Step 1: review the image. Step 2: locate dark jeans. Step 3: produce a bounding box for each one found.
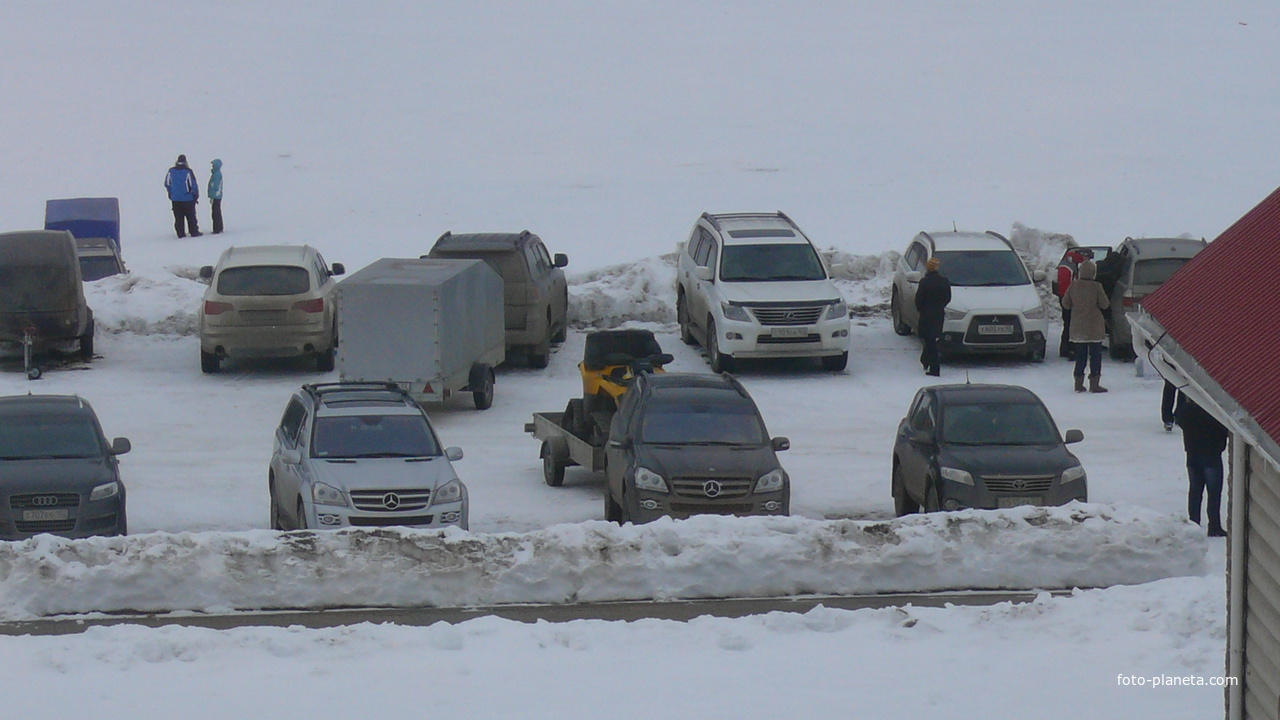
[211,199,223,234]
[1162,381,1177,426]
[171,200,199,237]
[1059,307,1073,358]
[1187,451,1224,527]
[1073,341,1101,377]
[919,326,941,374]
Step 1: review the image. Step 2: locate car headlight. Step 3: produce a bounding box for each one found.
[824,300,848,321]
[940,467,974,485]
[431,478,464,505]
[633,467,669,493]
[312,481,347,507]
[944,308,966,321]
[755,468,787,493]
[1023,304,1047,320]
[1061,465,1086,484]
[721,301,752,323]
[89,481,119,501]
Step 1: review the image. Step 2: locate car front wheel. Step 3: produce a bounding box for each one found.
[707,319,734,373]
[892,464,919,517]
[891,289,912,336]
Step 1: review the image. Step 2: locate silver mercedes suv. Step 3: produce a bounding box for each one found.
[268,382,469,531]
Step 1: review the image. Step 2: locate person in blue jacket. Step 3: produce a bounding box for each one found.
[208,158,224,234]
[164,154,201,238]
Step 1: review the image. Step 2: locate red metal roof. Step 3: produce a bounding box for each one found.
[1143,185,1280,446]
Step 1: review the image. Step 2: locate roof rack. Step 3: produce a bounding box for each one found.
[302,382,406,402]
[701,211,801,232]
[985,230,1014,251]
[917,231,936,253]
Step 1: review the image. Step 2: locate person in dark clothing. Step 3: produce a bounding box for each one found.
[914,255,951,377]
[164,154,201,238]
[1054,247,1091,359]
[1161,380,1177,431]
[1175,391,1228,537]
[208,158,224,234]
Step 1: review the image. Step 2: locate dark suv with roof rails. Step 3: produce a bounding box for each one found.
[891,383,1086,515]
[603,372,791,523]
[0,394,130,540]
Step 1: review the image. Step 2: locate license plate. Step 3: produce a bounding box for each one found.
[978,324,1014,335]
[22,509,69,522]
[771,326,810,338]
[996,496,1041,508]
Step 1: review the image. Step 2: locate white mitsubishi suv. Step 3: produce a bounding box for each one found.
[676,212,851,372]
[890,230,1048,361]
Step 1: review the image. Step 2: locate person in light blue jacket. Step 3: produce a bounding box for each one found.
[208,158,224,234]
[164,154,201,238]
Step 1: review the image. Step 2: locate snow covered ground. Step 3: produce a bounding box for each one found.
[4,1,1275,716]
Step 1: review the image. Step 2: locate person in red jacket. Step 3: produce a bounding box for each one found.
[1054,248,1091,359]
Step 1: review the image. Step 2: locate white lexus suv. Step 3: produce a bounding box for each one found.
[890,230,1048,361]
[676,212,851,372]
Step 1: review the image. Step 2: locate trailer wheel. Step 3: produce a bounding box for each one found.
[27,365,42,381]
[79,320,95,360]
[470,364,495,410]
[541,441,566,487]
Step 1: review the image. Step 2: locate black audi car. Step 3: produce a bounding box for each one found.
[0,395,130,540]
[603,372,790,524]
[891,384,1086,515]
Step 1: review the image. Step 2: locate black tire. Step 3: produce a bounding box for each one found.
[473,367,495,410]
[604,485,623,523]
[1027,338,1046,363]
[552,295,568,343]
[677,292,696,345]
[707,318,734,373]
[892,464,918,517]
[564,398,587,439]
[27,366,42,381]
[529,342,550,369]
[1108,331,1125,360]
[201,350,221,374]
[924,482,941,513]
[269,478,284,530]
[296,499,308,530]
[316,348,335,372]
[891,290,912,336]
[79,322,95,359]
[821,352,849,372]
[542,441,566,487]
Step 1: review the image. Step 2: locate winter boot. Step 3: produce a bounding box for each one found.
[1074,376,1086,393]
[1089,375,1108,393]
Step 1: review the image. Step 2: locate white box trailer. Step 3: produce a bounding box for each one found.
[337,258,505,409]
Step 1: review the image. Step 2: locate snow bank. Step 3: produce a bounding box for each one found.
[568,254,679,328]
[83,266,206,337]
[0,505,1204,619]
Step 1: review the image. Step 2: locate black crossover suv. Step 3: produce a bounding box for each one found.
[891,384,1086,515]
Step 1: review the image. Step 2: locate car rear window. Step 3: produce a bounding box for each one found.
[217,266,311,296]
[312,414,441,459]
[940,401,1059,446]
[1132,258,1189,286]
[931,250,1030,287]
[720,243,826,282]
[0,415,103,459]
[79,256,123,282]
[640,401,767,445]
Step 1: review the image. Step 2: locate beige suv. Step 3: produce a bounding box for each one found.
[198,245,345,373]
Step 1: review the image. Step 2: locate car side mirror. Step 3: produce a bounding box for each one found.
[281,449,303,465]
[771,436,791,452]
[912,428,932,444]
[609,437,632,449]
[199,265,214,280]
[694,266,713,282]
[1064,429,1084,444]
[553,253,569,268]
[110,437,131,455]
[906,271,923,283]
[1032,270,1047,283]
[445,446,464,462]
[331,263,345,276]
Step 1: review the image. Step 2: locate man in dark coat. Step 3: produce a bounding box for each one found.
[1175,391,1229,537]
[164,154,202,238]
[915,255,951,377]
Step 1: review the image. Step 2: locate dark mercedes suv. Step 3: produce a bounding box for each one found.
[0,395,131,540]
[603,372,790,523]
[891,384,1086,515]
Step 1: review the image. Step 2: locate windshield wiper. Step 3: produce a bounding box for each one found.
[348,451,426,458]
[7,454,96,460]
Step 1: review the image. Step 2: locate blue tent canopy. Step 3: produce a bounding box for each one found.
[44,197,121,250]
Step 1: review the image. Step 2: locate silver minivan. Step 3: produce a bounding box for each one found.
[1100,237,1207,358]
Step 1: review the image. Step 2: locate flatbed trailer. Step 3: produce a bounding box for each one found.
[525,409,605,487]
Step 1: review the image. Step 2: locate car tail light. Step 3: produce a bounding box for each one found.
[292,298,324,313]
[1122,294,1144,308]
[204,301,233,315]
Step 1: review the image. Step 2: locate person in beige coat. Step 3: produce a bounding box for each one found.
[1060,259,1110,393]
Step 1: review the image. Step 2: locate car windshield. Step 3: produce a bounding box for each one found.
[79,256,123,281]
[640,401,767,445]
[312,414,441,459]
[940,401,1059,446]
[217,266,311,296]
[0,415,103,459]
[436,250,526,282]
[932,250,1030,287]
[720,244,826,282]
[0,263,79,311]
[1132,258,1190,286]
